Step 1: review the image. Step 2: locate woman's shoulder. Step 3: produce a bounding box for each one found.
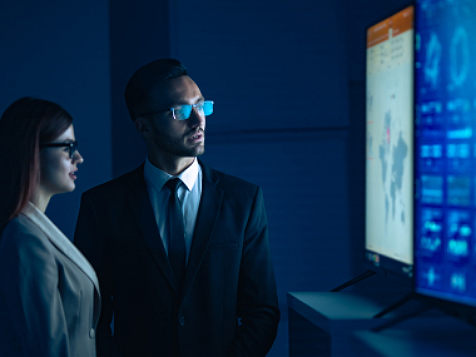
[0,214,49,251]
[3,214,43,236]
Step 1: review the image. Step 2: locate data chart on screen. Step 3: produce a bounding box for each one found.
[366,6,414,267]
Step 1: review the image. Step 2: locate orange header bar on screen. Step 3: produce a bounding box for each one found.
[367,6,414,48]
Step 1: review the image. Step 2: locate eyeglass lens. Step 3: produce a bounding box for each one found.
[173,101,214,120]
[68,141,79,158]
[40,141,79,159]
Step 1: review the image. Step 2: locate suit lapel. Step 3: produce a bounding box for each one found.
[126,166,178,293]
[182,163,224,296]
[21,202,101,297]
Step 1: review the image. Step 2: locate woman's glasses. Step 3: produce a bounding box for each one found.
[40,141,79,159]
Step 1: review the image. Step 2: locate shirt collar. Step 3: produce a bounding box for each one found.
[144,157,199,192]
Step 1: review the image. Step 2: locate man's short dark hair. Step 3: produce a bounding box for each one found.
[124,58,188,120]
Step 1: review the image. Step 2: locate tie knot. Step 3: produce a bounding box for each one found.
[165,178,182,193]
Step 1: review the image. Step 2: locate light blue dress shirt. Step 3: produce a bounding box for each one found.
[143,157,202,263]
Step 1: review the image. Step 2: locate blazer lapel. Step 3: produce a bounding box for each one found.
[182,162,224,296]
[21,202,101,297]
[126,166,178,293]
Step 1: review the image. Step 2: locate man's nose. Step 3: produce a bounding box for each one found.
[188,107,206,127]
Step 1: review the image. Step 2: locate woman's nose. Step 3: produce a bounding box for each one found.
[73,150,84,164]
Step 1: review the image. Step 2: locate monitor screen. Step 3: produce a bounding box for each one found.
[365,5,414,276]
[415,0,476,307]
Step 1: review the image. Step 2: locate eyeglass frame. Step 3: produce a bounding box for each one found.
[40,141,79,159]
[137,100,214,121]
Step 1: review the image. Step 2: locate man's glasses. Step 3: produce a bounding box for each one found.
[40,141,79,159]
[140,100,214,121]
[170,100,214,120]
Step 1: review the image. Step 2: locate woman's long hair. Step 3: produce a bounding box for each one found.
[0,97,73,228]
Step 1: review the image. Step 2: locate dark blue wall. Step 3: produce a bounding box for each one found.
[0,0,112,238]
[109,0,171,177]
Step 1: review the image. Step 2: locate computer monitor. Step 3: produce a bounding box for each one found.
[365,5,414,277]
[415,0,476,307]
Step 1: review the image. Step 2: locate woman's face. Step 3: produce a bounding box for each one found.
[39,124,84,195]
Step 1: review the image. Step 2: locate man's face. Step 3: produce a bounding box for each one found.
[138,75,206,159]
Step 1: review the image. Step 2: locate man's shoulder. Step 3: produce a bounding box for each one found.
[82,166,142,200]
[204,164,259,197]
[209,167,256,187]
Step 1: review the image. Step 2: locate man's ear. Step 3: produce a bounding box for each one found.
[134,117,148,134]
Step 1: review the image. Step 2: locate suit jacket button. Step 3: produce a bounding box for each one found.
[89,328,95,339]
[178,315,185,327]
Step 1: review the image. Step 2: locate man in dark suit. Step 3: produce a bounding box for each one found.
[74,58,279,357]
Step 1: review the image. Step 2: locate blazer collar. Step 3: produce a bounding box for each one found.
[21,202,100,295]
[182,160,224,297]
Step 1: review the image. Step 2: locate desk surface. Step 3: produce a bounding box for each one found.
[287,291,400,331]
[353,315,476,356]
[288,291,476,356]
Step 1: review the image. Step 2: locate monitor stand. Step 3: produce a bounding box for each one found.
[330,270,416,327]
[372,294,476,332]
[373,293,414,318]
[330,269,376,292]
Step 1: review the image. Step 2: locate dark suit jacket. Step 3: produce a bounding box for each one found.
[74,162,279,357]
[0,202,101,357]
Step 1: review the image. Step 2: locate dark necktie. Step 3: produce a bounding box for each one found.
[165,178,186,288]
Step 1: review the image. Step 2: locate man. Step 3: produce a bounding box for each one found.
[74,59,279,357]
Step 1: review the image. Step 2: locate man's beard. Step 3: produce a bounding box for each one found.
[158,139,205,158]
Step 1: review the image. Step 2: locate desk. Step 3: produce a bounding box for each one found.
[352,316,476,356]
[288,291,476,356]
[287,291,396,356]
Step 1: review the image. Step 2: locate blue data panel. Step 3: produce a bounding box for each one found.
[415,0,476,306]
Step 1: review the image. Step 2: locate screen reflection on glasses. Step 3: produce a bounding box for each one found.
[139,100,214,121]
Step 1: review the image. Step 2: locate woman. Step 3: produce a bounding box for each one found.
[0,97,100,357]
